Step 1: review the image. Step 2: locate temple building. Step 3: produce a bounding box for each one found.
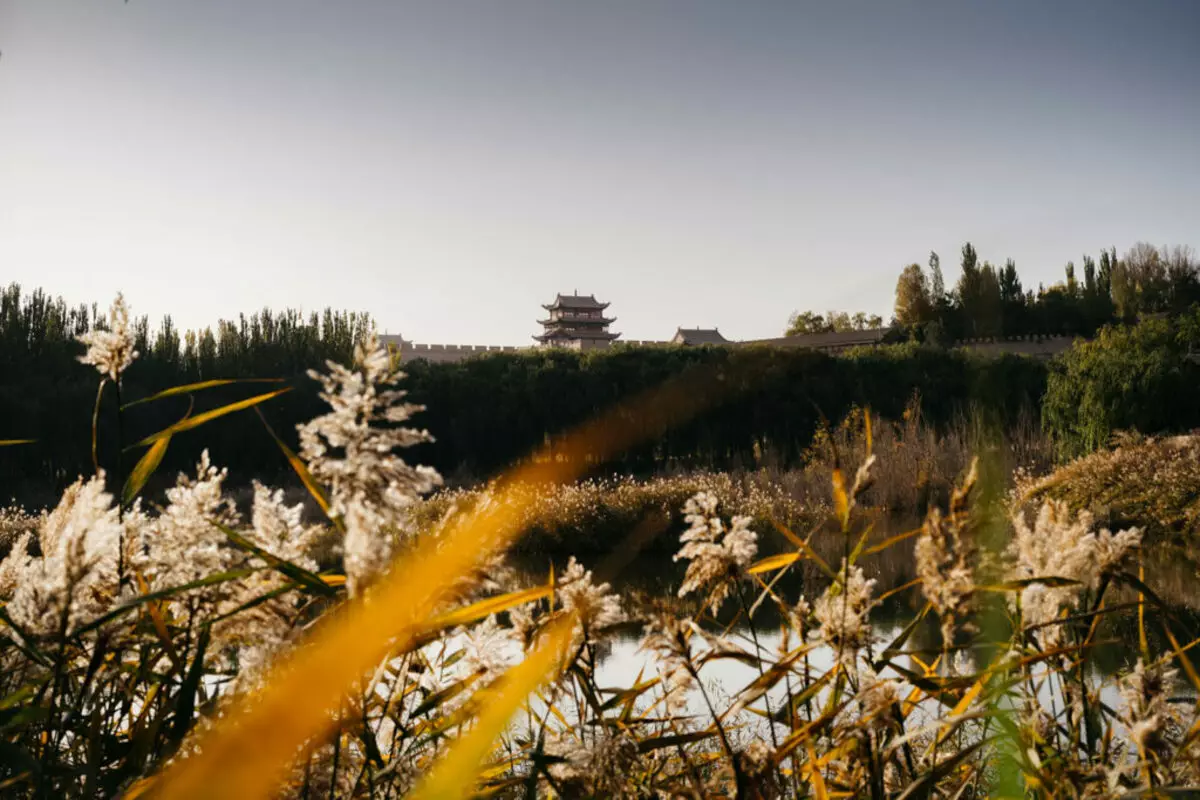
[534,292,621,350]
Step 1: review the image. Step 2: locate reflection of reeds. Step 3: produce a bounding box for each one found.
[1,297,1198,798]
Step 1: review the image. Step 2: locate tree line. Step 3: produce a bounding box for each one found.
[1,282,1046,505]
[0,283,373,504]
[787,241,1200,343]
[7,277,1196,507]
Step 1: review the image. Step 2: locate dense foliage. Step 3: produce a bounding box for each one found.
[790,240,1200,343]
[1,283,1048,505]
[1042,308,1200,458]
[0,283,373,502]
[2,307,1198,798]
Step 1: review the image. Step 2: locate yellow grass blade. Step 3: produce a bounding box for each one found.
[832,468,850,531]
[131,388,292,447]
[748,552,800,574]
[879,577,922,602]
[0,439,35,446]
[805,742,830,800]
[860,526,923,557]
[255,407,336,524]
[1138,557,1150,660]
[123,394,192,505]
[91,377,108,474]
[1163,626,1200,706]
[409,616,575,800]
[769,519,838,581]
[133,571,181,670]
[139,359,744,799]
[428,585,551,631]
[122,378,285,409]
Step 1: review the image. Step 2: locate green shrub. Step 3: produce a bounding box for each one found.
[1043,310,1200,459]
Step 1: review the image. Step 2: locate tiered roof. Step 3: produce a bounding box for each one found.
[534,292,621,345]
[541,293,610,311]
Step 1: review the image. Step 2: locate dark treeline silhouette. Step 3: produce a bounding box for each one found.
[892,241,1200,343]
[1,282,1047,506]
[0,283,373,504]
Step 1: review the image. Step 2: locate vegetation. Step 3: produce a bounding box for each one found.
[789,240,1200,344]
[1018,432,1200,543]
[1042,308,1200,458]
[2,294,1200,797]
[1,282,1048,505]
[784,310,884,336]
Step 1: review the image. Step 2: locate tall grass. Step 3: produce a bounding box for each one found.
[0,295,1197,798]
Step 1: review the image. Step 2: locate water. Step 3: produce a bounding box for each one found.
[514,516,1200,731]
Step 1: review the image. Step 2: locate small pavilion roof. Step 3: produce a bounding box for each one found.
[672,327,730,346]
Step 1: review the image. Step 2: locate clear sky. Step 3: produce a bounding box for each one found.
[2,1,1198,344]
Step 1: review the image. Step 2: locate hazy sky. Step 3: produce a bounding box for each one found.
[2,1,1198,344]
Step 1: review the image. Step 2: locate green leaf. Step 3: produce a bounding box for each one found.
[130,388,292,448]
[122,378,286,409]
[69,568,260,638]
[0,607,52,667]
[169,626,210,745]
[211,521,337,598]
[636,728,717,754]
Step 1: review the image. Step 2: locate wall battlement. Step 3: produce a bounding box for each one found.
[378,330,1080,364]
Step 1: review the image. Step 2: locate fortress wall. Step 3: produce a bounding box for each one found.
[955,335,1076,359]
[379,333,1079,364]
[386,340,529,364]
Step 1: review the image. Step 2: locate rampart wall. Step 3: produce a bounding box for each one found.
[379,333,1081,364]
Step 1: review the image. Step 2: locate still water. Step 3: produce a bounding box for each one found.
[516,519,1200,728]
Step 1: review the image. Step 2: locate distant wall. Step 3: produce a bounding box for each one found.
[379,335,525,364]
[379,331,1079,364]
[955,335,1076,360]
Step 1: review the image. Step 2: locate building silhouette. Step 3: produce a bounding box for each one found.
[533,293,621,350]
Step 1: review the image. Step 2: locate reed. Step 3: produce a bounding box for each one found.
[0,294,1196,798]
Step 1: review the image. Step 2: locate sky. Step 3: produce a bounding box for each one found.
[1,1,1198,345]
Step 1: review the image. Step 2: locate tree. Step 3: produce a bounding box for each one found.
[975,262,1003,337]
[894,263,933,327]
[1043,309,1200,458]
[929,252,946,306]
[998,259,1026,335]
[786,309,884,335]
[786,311,830,335]
[955,243,986,335]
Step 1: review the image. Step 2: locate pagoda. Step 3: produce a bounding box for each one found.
[534,292,620,349]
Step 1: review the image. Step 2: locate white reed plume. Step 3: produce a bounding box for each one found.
[77,293,139,381]
[298,331,442,596]
[675,491,758,614]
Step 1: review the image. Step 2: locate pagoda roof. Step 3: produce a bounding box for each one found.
[542,293,609,311]
[533,329,621,342]
[538,316,616,326]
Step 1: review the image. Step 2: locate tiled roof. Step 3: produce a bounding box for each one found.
[672,328,730,345]
[542,293,608,310]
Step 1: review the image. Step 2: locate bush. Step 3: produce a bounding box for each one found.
[1043,310,1200,459]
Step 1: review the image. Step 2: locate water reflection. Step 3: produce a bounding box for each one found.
[513,512,1200,725]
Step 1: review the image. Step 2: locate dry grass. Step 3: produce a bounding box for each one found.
[2,308,1198,799]
[1017,431,1200,541]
